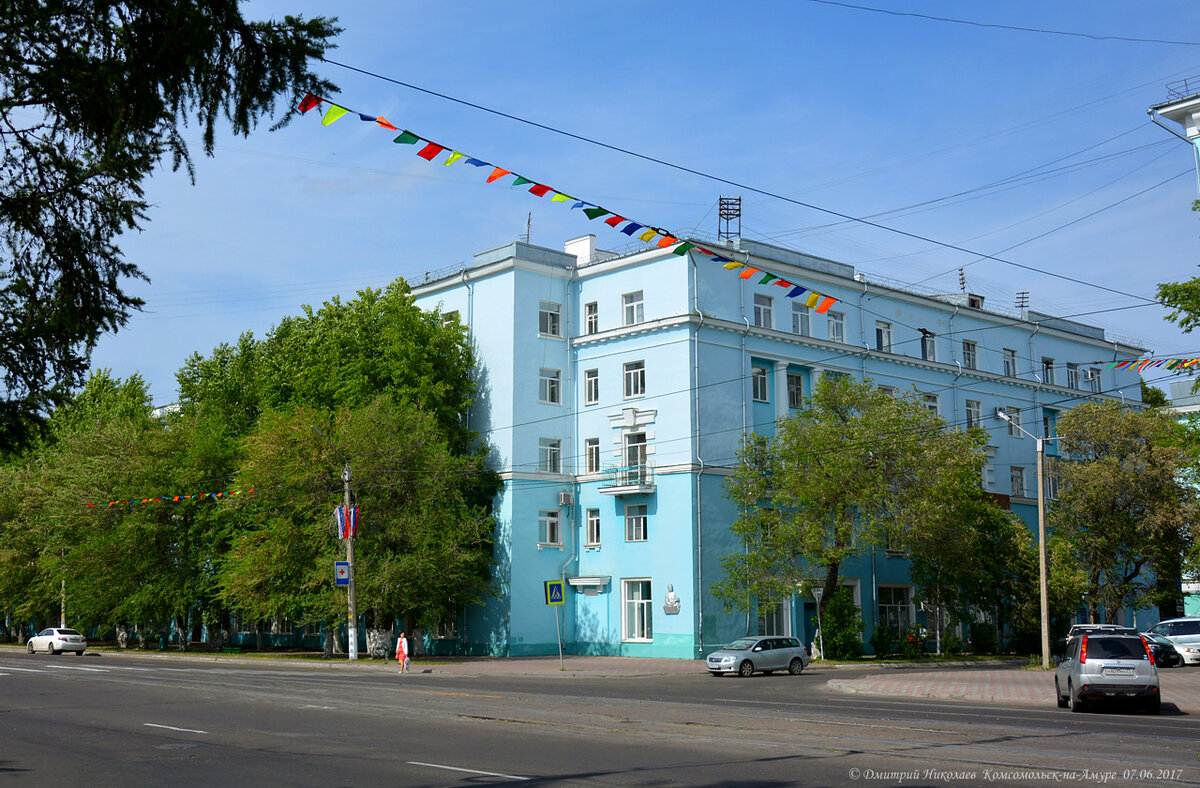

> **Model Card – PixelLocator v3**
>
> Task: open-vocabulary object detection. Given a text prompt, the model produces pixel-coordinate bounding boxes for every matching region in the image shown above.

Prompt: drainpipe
[949,304,960,419]
[1028,323,1042,428]
[691,252,707,656]
[859,277,869,378]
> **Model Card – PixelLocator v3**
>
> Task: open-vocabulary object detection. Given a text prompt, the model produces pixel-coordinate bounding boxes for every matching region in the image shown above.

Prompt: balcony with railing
[598,464,655,496]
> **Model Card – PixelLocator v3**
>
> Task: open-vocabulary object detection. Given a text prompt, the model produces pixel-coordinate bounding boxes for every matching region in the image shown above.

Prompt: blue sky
[90,0,1200,406]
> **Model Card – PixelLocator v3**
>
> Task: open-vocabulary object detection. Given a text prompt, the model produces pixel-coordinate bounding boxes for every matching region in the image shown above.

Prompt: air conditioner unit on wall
[558,491,574,506]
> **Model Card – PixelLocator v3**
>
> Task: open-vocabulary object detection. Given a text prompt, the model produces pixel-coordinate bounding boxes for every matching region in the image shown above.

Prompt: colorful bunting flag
[88,489,255,509]
[604,215,625,227]
[487,168,511,183]
[445,151,464,165]
[621,222,645,236]
[512,176,534,187]
[739,268,761,279]
[376,117,398,131]
[298,94,322,113]
[551,192,573,203]
[417,142,444,161]
[583,207,610,220]
[393,130,420,145]
[672,242,696,255]
[529,184,551,197]
[321,104,349,125]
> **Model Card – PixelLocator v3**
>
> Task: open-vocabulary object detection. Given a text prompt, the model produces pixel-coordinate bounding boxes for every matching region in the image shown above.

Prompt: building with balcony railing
[412,234,1146,659]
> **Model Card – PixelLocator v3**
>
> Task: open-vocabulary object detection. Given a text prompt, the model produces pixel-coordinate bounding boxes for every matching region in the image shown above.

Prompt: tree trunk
[366,628,390,659]
[174,615,187,651]
[323,626,334,658]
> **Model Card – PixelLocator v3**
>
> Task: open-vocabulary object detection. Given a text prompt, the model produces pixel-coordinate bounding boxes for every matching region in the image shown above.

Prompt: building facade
[412,235,1147,658]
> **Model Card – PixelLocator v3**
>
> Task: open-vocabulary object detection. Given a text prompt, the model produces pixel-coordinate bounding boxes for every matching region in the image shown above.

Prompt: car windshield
[58,629,81,636]
[723,638,759,651]
[1088,638,1145,659]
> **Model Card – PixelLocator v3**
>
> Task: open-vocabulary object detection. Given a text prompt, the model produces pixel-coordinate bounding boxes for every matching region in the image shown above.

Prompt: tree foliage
[0,1,340,452]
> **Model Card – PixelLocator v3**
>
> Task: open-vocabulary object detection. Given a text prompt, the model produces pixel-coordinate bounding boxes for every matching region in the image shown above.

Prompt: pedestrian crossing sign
[544,580,564,606]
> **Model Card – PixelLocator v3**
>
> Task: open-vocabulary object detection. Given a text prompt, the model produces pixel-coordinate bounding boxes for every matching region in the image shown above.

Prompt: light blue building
[412,234,1146,658]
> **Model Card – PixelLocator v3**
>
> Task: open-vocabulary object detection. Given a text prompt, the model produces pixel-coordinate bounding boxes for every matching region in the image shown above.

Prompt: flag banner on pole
[335,505,360,539]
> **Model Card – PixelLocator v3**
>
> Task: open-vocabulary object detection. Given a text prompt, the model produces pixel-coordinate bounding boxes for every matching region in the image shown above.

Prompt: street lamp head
[996,409,1012,424]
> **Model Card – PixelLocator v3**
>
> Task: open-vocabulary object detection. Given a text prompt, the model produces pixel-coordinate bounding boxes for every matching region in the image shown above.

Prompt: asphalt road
[3,651,1200,787]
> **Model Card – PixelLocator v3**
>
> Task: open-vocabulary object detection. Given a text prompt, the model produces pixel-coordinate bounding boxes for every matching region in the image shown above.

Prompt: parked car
[1054,632,1160,714]
[1147,617,1200,665]
[706,636,809,677]
[27,628,87,655]
[1063,623,1136,643]
[1141,632,1184,669]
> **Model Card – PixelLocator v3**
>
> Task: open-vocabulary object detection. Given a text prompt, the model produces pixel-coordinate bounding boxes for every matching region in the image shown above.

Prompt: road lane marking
[0,666,46,673]
[44,664,107,672]
[144,723,207,734]
[408,762,528,781]
[404,689,505,699]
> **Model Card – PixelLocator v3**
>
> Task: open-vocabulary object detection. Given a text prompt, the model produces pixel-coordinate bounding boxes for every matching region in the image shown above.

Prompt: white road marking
[0,666,46,673]
[408,761,528,781]
[144,723,207,734]
[44,664,107,672]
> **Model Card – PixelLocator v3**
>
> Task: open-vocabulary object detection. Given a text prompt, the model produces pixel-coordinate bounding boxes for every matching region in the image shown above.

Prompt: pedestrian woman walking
[395,631,409,673]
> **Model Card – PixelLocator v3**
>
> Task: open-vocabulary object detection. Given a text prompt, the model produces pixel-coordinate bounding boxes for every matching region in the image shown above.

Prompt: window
[787,372,804,409]
[584,301,598,335]
[875,321,892,352]
[433,620,458,640]
[920,331,936,361]
[622,579,652,641]
[539,301,561,336]
[1005,407,1022,437]
[539,368,561,405]
[922,393,939,415]
[753,294,773,328]
[1003,348,1018,377]
[585,438,600,473]
[877,385,896,398]
[792,303,810,336]
[1067,363,1080,389]
[538,509,561,545]
[584,369,599,405]
[1045,468,1059,502]
[586,509,601,546]
[758,602,785,636]
[1042,357,1055,385]
[442,310,459,326]
[625,503,647,541]
[751,366,769,402]
[623,291,644,326]
[962,340,977,370]
[1087,368,1102,394]
[1011,466,1026,498]
[963,400,980,429]
[625,432,647,468]
[1043,413,1053,440]
[538,438,561,473]
[828,311,845,343]
[878,586,913,631]
[623,360,645,398]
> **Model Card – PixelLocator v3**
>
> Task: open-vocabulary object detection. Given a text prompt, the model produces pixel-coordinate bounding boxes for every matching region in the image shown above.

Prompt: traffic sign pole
[344,462,358,661]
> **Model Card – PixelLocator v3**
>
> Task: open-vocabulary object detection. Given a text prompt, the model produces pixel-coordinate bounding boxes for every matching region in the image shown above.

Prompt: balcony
[598,464,655,496]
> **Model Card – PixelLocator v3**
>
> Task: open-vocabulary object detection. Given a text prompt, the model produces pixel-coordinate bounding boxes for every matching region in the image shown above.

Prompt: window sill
[538,333,565,340]
[622,638,653,644]
[537,542,564,551]
[585,544,601,551]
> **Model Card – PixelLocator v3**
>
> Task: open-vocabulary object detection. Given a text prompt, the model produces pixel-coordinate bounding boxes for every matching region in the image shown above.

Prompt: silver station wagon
[1055,631,1160,714]
[706,636,810,677]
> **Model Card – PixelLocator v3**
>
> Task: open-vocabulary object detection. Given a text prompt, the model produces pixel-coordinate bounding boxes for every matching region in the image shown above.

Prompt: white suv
[1148,618,1200,665]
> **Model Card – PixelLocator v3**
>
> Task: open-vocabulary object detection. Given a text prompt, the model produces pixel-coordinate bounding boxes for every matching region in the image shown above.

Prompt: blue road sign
[335,561,350,586]
[544,580,564,606]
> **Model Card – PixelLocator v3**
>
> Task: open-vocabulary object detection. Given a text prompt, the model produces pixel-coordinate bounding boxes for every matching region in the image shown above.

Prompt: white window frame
[625,432,647,468]
[584,369,599,405]
[875,321,892,352]
[878,585,914,632]
[539,301,561,337]
[1042,357,1055,385]
[962,340,977,370]
[1011,466,1026,498]
[922,393,939,415]
[539,368,561,405]
[877,385,896,398]
[538,438,561,473]
[623,360,645,399]
[584,301,599,335]
[921,332,936,362]
[585,437,600,474]
[622,578,653,642]
[787,372,804,409]
[751,366,769,402]
[753,294,773,328]
[623,291,644,326]
[828,311,845,343]
[625,503,648,542]
[792,303,810,336]
[538,509,561,546]
[1067,363,1080,389]
[1003,348,1017,377]
[586,508,601,546]
[1087,368,1102,394]
[965,399,981,429]
[1006,407,1022,437]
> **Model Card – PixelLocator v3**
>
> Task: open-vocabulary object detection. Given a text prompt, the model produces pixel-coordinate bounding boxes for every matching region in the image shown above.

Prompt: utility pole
[343,461,358,661]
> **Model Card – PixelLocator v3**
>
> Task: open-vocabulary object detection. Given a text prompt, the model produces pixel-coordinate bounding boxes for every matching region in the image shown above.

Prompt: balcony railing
[598,464,655,495]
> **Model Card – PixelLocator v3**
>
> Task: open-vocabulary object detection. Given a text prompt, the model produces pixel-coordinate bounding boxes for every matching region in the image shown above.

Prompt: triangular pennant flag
[805,292,821,308]
[551,192,573,203]
[639,229,658,242]
[739,268,761,279]
[815,296,837,314]
[417,142,444,161]
[758,274,778,284]
[572,201,592,210]
[723,262,744,270]
[657,236,679,248]
[620,222,645,236]
[464,158,489,167]
[376,117,398,131]
[711,255,732,263]
[445,151,464,165]
[358,113,376,122]
[697,248,715,256]
[393,130,420,145]
[672,242,696,255]
[583,207,611,220]
[298,94,321,113]
[529,184,551,196]
[772,279,793,288]
[786,286,808,298]
[487,168,511,183]
[512,176,534,187]
[604,215,625,227]
[321,104,349,125]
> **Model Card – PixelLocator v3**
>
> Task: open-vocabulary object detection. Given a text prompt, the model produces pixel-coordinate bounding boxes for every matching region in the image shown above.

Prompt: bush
[943,631,966,655]
[820,587,865,659]
[870,624,900,656]
[902,625,925,658]
[970,622,999,654]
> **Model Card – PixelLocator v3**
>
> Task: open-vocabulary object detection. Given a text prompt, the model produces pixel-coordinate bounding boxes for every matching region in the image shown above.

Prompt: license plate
[1104,668,1133,676]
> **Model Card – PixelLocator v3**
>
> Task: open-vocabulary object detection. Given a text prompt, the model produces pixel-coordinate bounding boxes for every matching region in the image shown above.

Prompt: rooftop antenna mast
[958,268,967,293]
[718,196,741,241]
[1015,290,1030,317]
[520,211,532,244]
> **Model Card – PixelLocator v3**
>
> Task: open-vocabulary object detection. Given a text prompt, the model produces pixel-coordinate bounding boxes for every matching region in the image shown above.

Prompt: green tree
[0,2,340,452]
[1049,401,1200,623]
[715,375,989,627]
[1141,379,1168,407]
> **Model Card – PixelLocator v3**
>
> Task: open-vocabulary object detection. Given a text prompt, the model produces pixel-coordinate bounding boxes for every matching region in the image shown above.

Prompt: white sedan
[27,628,87,655]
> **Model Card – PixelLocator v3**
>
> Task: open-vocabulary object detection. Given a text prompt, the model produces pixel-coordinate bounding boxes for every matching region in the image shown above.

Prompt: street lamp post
[312,425,358,661]
[997,409,1054,670]
[812,587,825,661]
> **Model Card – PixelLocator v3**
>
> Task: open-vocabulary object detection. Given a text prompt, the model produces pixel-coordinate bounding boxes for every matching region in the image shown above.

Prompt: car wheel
[1055,678,1068,708]
[1068,682,1086,713]
[709,671,723,677]
[1144,697,1161,715]
[46,642,55,655]
[789,658,804,675]
[738,660,754,677]
[26,641,33,654]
